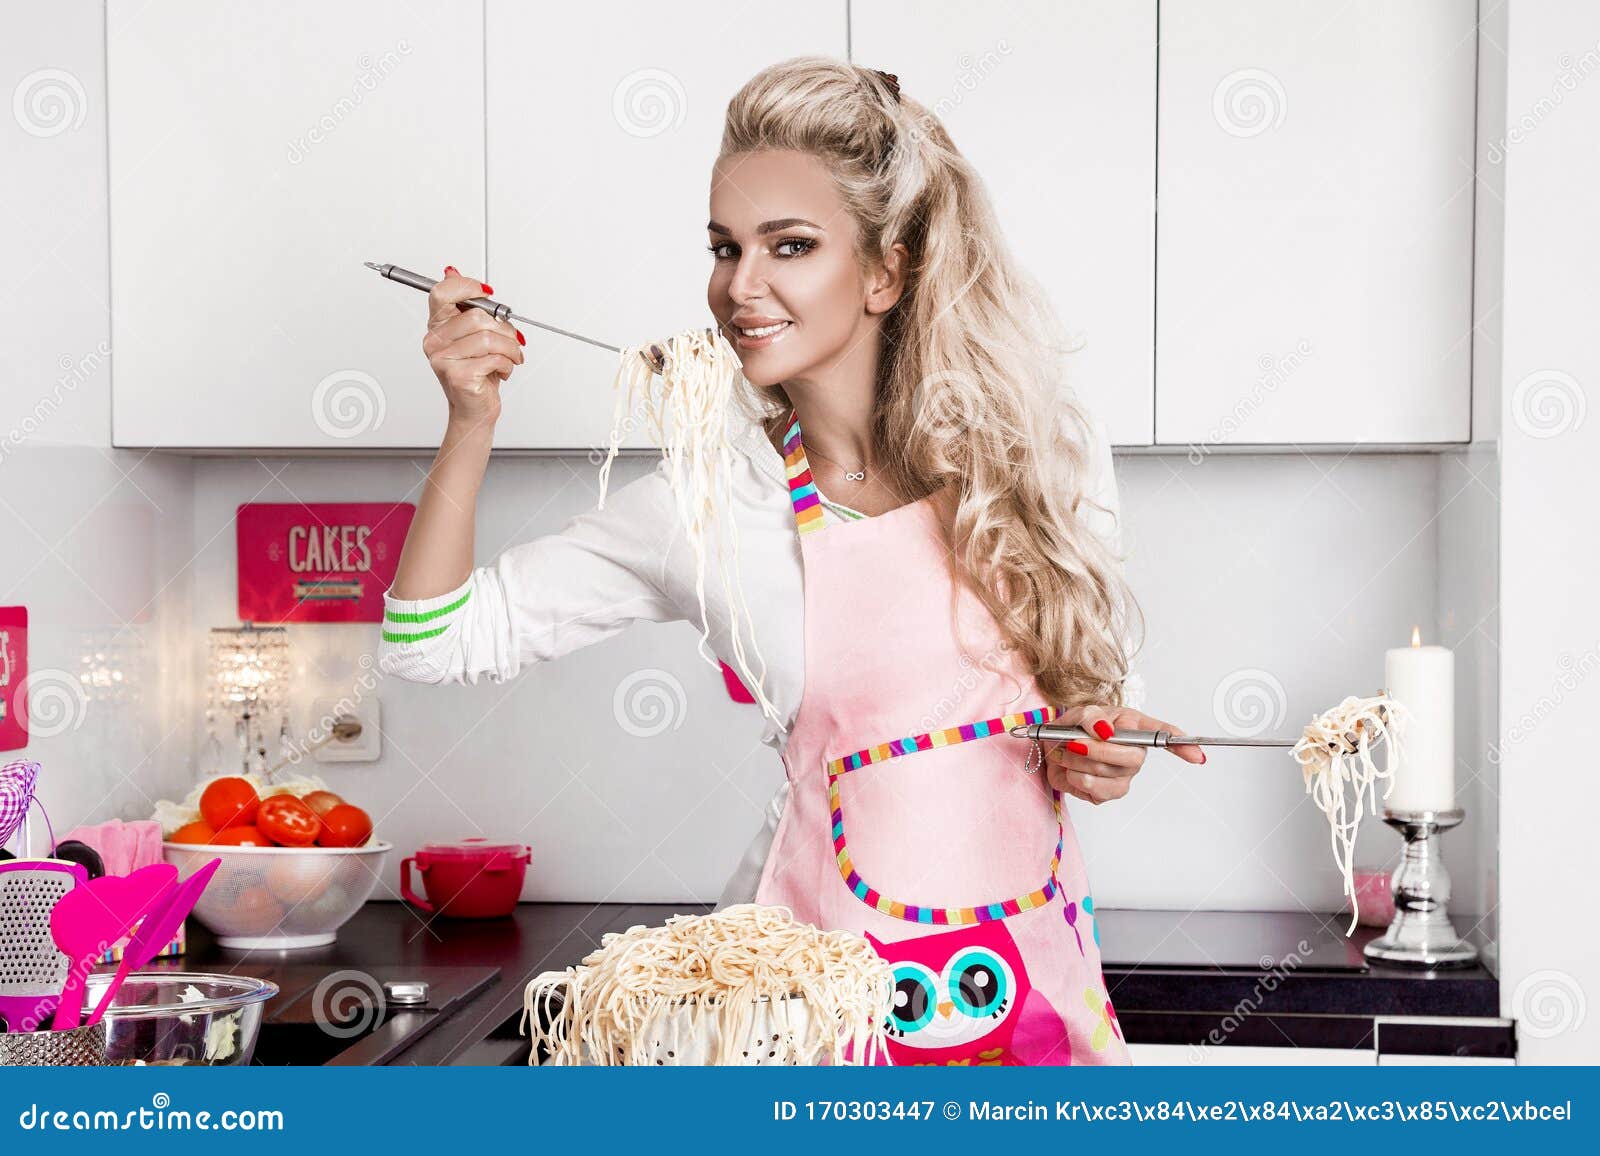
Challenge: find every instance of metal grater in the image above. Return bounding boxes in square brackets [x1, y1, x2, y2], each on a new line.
[0, 858, 89, 1032]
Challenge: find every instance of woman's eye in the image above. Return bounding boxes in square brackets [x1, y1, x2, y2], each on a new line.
[774, 238, 815, 258]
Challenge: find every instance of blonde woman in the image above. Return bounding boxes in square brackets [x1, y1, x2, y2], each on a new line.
[381, 58, 1201, 1066]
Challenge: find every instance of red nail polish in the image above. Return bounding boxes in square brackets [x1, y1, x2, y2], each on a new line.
[481, 283, 494, 295]
[1200, 751, 1208, 764]
[1066, 740, 1089, 756]
[515, 328, 526, 346]
[445, 265, 459, 276]
[1093, 720, 1114, 740]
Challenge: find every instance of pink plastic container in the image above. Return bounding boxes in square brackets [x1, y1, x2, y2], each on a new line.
[401, 839, 530, 919]
[1350, 866, 1396, 928]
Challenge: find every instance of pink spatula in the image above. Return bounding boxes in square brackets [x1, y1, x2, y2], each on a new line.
[48, 862, 178, 1031]
[84, 857, 220, 1029]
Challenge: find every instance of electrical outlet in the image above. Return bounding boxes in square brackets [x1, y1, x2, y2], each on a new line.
[308, 697, 380, 763]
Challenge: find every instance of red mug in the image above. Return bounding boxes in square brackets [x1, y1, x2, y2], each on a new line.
[401, 839, 531, 919]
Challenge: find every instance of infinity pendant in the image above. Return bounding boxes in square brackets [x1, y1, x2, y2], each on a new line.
[845, 470, 865, 481]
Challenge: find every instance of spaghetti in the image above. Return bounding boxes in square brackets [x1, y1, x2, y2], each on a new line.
[521, 904, 895, 1066]
[595, 330, 782, 728]
[1290, 693, 1407, 934]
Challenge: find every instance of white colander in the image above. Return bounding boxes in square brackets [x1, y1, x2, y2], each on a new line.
[162, 841, 390, 949]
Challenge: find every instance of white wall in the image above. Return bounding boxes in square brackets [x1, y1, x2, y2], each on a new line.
[1494, 0, 1600, 1063]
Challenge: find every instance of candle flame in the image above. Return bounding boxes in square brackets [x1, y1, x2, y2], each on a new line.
[1410, 625, 1421, 647]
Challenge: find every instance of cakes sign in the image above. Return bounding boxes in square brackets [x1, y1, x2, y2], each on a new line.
[237, 502, 415, 623]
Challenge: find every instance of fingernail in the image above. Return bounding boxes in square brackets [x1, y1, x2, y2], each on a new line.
[1066, 740, 1089, 756]
[481, 283, 494, 295]
[445, 265, 459, 276]
[1200, 751, 1208, 764]
[515, 328, 526, 346]
[1093, 720, 1115, 740]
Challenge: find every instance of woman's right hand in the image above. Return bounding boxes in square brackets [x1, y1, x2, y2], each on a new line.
[421, 265, 526, 425]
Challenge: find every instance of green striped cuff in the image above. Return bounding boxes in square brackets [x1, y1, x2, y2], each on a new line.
[382, 587, 470, 644]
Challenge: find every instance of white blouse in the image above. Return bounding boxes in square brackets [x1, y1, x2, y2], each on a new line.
[378, 407, 1141, 905]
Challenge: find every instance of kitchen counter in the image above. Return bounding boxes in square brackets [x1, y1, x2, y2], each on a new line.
[167, 901, 1509, 1064]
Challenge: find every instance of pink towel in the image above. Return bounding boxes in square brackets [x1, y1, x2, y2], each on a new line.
[61, 818, 164, 876]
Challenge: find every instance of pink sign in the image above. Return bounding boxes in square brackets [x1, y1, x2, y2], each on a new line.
[0, 606, 26, 751]
[237, 502, 415, 624]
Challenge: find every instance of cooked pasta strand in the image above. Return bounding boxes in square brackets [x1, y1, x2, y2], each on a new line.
[1291, 693, 1408, 935]
[595, 331, 782, 729]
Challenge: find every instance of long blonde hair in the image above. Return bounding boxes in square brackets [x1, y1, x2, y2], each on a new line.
[720, 57, 1141, 710]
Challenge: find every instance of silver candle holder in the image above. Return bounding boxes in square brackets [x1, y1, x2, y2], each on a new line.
[1363, 807, 1479, 967]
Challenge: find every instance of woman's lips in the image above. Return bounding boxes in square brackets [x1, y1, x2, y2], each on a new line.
[731, 319, 792, 351]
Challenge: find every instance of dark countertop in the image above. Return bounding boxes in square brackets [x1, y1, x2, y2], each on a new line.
[170, 901, 1508, 1064]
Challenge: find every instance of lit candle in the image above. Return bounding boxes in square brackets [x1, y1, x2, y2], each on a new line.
[1383, 626, 1455, 811]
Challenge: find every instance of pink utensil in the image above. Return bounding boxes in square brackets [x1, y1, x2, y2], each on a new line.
[84, 858, 221, 1029]
[0, 857, 87, 1032]
[48, 862, 178, 1032]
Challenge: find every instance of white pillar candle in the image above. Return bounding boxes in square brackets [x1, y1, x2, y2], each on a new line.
[1383, 627, 1455, 811]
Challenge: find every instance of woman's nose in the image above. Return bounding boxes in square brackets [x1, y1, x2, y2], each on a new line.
[727, 253, 769, 303]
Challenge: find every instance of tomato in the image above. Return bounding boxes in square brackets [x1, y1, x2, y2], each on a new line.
[210, 825, 270, 846]
[266, 856, 331, 904]
[200, 776, 259, 831]
[228, 885, 285, 935]
[256, 795, 320, 846]
[169, 821, 216, 845]
[301, 790, 344, 817]
[315, 804, 373, 848]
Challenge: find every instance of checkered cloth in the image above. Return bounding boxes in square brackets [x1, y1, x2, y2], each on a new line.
[0, 759, 40, 849]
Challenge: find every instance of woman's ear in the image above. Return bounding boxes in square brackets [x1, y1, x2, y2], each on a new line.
[864, 240, 910, 316]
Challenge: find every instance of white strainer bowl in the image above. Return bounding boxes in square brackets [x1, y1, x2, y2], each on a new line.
[162, 841, 391, 949]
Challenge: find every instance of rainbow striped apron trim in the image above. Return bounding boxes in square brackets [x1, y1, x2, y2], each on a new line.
[782, 412, 827, 536]
[825, 704, 1066, 926]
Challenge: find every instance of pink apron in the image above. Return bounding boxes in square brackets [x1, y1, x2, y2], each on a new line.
[754, 410, 1130, 1067]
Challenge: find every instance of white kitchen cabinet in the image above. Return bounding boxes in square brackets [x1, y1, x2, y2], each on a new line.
[1154, 0, 1476, 446]
[852, 1, 1157, 447]
[483, 2, 848, 450]
[109, 0, 485, 448]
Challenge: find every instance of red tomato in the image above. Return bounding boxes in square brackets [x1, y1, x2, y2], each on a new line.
[301, 790, 344, 818]
[200, 776, 259, 831]
[315, 804, 373, 848]
[210, 825, 269, 846]
[169, 821, 216, 845]
[257, 795, 320, 846]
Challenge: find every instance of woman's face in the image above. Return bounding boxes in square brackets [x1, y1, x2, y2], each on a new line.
[706, 149, 888, 389]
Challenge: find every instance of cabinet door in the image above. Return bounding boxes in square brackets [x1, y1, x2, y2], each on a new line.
[485, 2, 848, 450]
[1155, 0, 1475, 445]
[852, 1, 1157, 446]
[109, 0, 485, 448]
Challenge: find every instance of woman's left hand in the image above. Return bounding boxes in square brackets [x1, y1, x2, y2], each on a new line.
[1043, 705, 1206, 805]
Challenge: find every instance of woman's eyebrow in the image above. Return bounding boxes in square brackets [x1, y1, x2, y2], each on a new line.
[706, 218, 823, 235]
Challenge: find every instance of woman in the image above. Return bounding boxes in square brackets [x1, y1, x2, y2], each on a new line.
[381, 58, 1202, 1066]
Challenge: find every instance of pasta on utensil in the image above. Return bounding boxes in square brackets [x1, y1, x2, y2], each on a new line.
[595, 330, 782, 728]
[521, 904, 895, 1066]
[1291, 693, 1407, 934]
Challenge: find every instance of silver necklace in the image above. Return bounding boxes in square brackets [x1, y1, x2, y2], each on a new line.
[805, 440, 869, 482]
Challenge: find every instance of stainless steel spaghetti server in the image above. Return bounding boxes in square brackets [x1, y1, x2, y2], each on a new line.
[1008, 722, 1297, 749]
